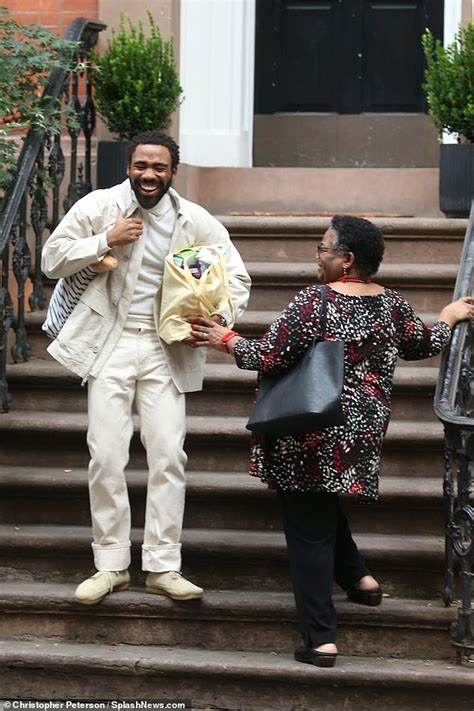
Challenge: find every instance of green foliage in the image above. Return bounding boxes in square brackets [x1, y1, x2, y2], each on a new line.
[0, 6, 78, 193]
[92, 10, 182, 140]
[422, 22, 474, 142]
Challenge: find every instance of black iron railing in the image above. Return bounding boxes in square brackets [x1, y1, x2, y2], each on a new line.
[0, 16, 106, 412]
[434, 200, 474, 665]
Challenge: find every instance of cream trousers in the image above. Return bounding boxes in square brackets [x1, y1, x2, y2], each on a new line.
[86, 325, 187, 572]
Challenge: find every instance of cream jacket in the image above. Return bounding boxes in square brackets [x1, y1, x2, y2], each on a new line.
[41, 181, 251, 393]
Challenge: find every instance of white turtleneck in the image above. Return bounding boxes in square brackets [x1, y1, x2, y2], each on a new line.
[126, 192, 176, 325]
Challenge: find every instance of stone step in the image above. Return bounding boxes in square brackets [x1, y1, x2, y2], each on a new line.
[219, 215, 465, 264]
[0, 524, 447, 598]
[0, 467, 444, 536]
[1, 639, 472, 709]
[22, 311, 49, 360]
[0, 411, 445, 477]
[245, 262, 457, 312]
[6, 359, 441, 422]
[23, 308, 444, 365]
[0, 582, 456, 661]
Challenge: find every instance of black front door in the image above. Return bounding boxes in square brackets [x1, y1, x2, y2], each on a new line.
[254, 0, 444, 114]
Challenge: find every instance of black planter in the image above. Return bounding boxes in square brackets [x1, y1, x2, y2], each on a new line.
[96, 140, 129, 189]
[440, 143, 474, 218]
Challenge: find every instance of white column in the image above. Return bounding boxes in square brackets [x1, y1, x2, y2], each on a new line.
[443, 0, 463, 143]
[179, 0, 255, 167]
[444, 0, 462, 44]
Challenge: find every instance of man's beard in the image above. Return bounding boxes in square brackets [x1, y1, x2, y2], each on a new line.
[129, 176, 172, 209]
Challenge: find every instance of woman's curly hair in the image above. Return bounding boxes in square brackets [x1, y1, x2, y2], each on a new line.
[330, 215, 385, 278]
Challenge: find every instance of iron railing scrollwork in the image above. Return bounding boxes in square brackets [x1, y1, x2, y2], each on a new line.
[434, 200, 474, 665]
[0, 17, 106, 412]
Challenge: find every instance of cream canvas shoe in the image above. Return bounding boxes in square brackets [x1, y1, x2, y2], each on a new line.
[74, 570, 130, 605]
[146, 571, 203, 600]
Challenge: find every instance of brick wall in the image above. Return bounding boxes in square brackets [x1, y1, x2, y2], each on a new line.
[3, 0, 99, 35]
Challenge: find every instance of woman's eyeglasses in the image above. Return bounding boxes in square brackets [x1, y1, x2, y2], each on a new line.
[317, 244, 334, 256]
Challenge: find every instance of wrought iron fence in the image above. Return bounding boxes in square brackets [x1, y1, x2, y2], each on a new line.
[0, 16, 106, 412]
[434, 200, 474, 665]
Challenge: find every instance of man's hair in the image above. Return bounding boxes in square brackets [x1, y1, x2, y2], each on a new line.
[128, 130, 180, 168]
[330, 215, 385, 277]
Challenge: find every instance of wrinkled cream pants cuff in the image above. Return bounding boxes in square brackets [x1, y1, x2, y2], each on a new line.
[87, 326, 187, 573]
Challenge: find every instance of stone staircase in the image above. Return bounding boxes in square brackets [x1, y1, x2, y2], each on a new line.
[1, 215, 474, 709]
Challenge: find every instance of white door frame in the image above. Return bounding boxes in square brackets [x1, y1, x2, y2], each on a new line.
[179, 0, 256, 167]
[443, 0, 463, 143]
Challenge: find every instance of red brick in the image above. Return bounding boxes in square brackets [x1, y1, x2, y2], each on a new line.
[62, 8, 96, 16]
[2, 1, 37, 11]
[2, 0, 38, 17]
[7, 12, 41, 24]
[39, 12, 71, 25]
[4, 1, 98, 21]
[63, 0, 98, 11]
[39, 0, 62, 12]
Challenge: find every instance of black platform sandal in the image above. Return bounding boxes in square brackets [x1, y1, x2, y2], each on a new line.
[346, 586, 383, 606]
[294, 645, 337, 668]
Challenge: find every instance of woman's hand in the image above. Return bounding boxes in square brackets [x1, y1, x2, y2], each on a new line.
[439, 296, 474, 328]
[186, 316, 238, 351]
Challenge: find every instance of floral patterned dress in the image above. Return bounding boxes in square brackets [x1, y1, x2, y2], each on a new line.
[233, 284, 451, 502]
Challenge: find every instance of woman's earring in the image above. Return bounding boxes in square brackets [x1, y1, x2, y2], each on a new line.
[341, 264, 348, 283]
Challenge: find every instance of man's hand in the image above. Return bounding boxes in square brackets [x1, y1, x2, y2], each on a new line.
[106, 210, 143, 247]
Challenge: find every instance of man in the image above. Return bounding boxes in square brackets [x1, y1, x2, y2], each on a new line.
[42, 130, 251, 604]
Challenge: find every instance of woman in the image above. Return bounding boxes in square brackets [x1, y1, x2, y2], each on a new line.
[187, 215, 474, 668]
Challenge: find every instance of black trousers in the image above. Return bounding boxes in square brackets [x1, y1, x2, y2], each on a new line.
[280, 491, 369, 646]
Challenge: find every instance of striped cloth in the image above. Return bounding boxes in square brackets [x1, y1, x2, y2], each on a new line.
[42, 267, 96, 339]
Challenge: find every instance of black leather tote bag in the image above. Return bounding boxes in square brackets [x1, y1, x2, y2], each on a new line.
[246, 287, 346, 437]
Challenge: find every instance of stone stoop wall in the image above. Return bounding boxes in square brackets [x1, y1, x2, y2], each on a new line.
[175, 166, 444, 218]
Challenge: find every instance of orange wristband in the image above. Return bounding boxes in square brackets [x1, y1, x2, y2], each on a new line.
[220, 330, 240, 353]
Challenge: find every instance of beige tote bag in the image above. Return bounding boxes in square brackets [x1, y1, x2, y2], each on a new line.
[159, 244, 235, 344]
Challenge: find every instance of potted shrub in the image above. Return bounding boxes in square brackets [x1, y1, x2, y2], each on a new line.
[92, 10, 182, 189]
[422, 22, 474, 217]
